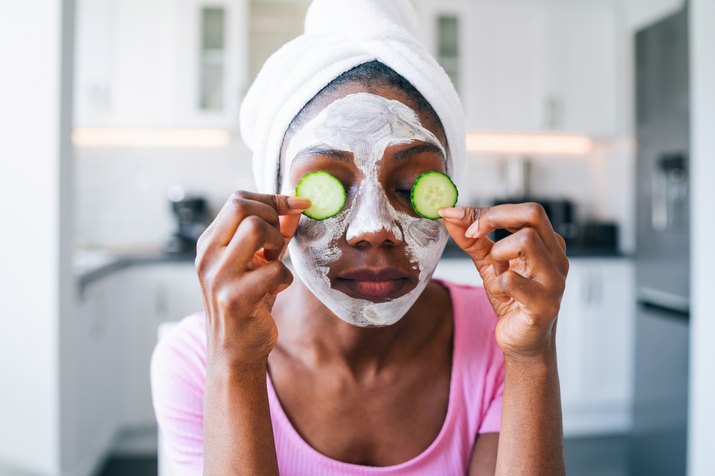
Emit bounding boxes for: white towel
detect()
[240,0,466,194]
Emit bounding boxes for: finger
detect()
[273,213,302,261]
[464,203,563,256]
[227,216,287,270]
[498,271,561,322]
[237,190,311,216]
[554,231,567,252]
[489,228,563,283]
[238,260,294,304]
[200,191,311,249]
[441,207,495,262]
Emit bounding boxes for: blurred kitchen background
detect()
[1,0,714,475]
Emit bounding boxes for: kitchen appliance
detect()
[491,197,577,245]
[164,187,210,255]
[631,6,690,476]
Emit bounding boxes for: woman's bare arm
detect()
[497,348,564,475]
[203,364,278,476]
[195,191,310,475]
[441,203,568,476]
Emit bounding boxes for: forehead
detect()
[280,82,448,162]
[286,93,444,164]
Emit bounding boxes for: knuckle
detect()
[499,270,515,288]
[194,254,207,274]
[519,227,538,247]
[216,288,241,313]
[464,207,480,224]
[525,202,546,221]
[270,194,284,211]
[267,260,292,281]
[243,215,265,235]
[230,190,249,203]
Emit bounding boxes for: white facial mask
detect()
[281,92,449,327]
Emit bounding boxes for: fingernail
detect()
[438,207,465,219]
[288,197,311,209]
[465,220,480,239]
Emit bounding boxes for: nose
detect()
[345,182,403,248]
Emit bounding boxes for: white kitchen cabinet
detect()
[557,258,635,436]
[74,0,248,129]
[415,0,619,136]
[65,270,130,476]
[122,262,204,428]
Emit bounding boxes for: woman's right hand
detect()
[195,190,311,370]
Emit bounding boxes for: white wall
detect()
[0,0,74,475]
[688,0,715,474]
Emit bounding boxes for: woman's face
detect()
[280,83,449,327]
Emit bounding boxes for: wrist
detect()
[207,355,268,379]
[503,345,558,375]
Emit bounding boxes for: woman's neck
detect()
[272,278,446,381]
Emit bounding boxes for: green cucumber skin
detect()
[295,171,347,221]
[410,171,459,220]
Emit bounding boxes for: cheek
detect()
[295,216,327,242]
[293,212,349,266]
[406,219,443,248]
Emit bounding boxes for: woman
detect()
[151,1,568,475]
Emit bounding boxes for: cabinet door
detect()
[543,5,618,135]
[466,2,547,132]
[417,0,618,136]
[122,263,204,428]
[556,261,585,405]
[578,260,634,405]
[173,0,248,128]
[559,258,635,436]
[67,272,128,472]
[75,0,248,128]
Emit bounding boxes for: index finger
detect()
[471,203,562,255]
[199,191,311,251]
[235,190,311,215]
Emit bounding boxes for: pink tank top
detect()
[151,279,504,475]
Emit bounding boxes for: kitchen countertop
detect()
[75,242,627,291]
[74,247,195,291]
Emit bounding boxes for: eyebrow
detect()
[291,145,353,165]
[391,142,445,161]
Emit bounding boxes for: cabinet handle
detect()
[544,95,563,129]
[155,283,168,320]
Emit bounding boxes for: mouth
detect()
[333,268,411,300]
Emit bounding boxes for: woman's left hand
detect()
[439,203,569,361]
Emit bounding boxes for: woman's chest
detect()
[268,358,452,467]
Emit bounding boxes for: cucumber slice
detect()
[410,171,459,219]
[295,171,347,220]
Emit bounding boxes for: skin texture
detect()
[198,81,568,476]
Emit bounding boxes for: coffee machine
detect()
[164,186,209,254]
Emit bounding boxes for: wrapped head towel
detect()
[239,0,466,194]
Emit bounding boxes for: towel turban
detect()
[239,0,466,194]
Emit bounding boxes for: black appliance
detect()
[164,194,209,255]
[491,197,577,245]
[631,6,690,476]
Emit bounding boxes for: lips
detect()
[334,268,411,300]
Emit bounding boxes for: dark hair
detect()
[277,60,445,193]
